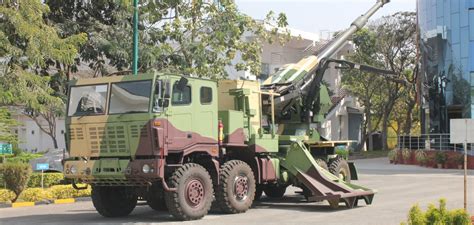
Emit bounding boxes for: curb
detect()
[0,197,91,208]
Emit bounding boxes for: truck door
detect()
[166,80,194,150]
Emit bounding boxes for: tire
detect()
[165,163,214,221]
[91,186,137,217]
[215,160,256,214]
[263,184,286,198]
[314,158,328,170]
[329,157,351,182]
[147,185,168,211]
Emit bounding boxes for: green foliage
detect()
[0,162,32,202]
[401,149,411,161]
[49,184,91,199]
[388,149,400,161]
[434,152,447,165]
[6,152,42,164]
[45,0,289,79]
[27,173,64,188]
[0,107,18,145]
[402,199,471,225]
[19,188,53,202]
[415,150,427,164]
[335,147,349,160]
[452,154,464,165]
[0,189,15,202]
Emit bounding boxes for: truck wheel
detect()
[315,158,328,170]
[147,186,168,211]
[215,160,256,213]
[329,158,351,182]
[165,163,214,221]
[91,186,137,217]
[264,184,286,198]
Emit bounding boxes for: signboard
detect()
[36,163,49,171]
[0,144,12,155]
[450,119,474,143]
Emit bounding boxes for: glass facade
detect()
[418,0,474,133]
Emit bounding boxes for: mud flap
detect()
[348,162,358,180]
[281,141,375,208]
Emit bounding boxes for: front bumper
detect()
[63,158,163,186]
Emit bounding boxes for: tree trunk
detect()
[52,136,58,149]
[403,101,415,135]
[381,111,390,151]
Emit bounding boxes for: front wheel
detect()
[264,184,286,198]
[91,186,137,217]
[147,185,168,211]
[165,163,214,221]
[215,160,256,213]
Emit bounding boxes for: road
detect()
[0,158,472,225]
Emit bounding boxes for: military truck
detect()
[63,0,390,221]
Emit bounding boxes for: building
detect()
[418,0,474,134]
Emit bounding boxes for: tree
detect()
[0,107,18,145]
[45,0,289,79]
[342,12,417,151]
[0,0,87,148]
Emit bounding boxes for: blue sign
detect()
[36,163,49,171]
[0,144,12,155]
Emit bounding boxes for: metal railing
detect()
[397,133,474,152]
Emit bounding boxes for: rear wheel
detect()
[263,184,286,198]
[329,158,351,182]
[315,158,328,170]
[165,163,214,221]
[91,186,137,217]
[215,160,256,213]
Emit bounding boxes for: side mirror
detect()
[155,80,162,95]
[159,99,170,108]
[176,76,188,91]
[164,80,171,99]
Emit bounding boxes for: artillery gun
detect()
[63,0,390,221]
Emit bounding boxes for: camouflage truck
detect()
[63,0,389,221]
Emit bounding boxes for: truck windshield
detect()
[109,80,152,114]
[68,84,108,116]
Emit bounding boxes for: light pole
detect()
[132,0,139,75]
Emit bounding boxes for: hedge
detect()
[19,188,53,202]
[401,199,471,225]
[49,185,91,199]
[0,189,15,202]
[27,173,64,188]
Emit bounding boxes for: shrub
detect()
[402,199,471,225]
[1,162,32,202]
[28,173,64,188]
[6,152,43,164]
[388,149,400,162]
[435,151,447,165]
[19,188,53,202]
[452,154,465,165]
[0,189,15,202]
[335,146,349,160]
[49,184,91,199]
[415,150,427,165]
[401,149,411,162]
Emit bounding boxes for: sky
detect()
[235,0,416,39]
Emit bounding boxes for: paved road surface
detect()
[0,158,472,225]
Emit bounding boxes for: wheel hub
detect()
[233,175,249,201]
[185,179,205,207]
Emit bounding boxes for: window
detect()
[68,84,108,116]
[172,83,191,105]
[200,87,212,104]
[109,80,152,114]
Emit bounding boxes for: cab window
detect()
[172,83,191,105]
[200,87,212,104]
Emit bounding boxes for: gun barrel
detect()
[316,0,389,60]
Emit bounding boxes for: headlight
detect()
[142,164,151,174]
[70,166,77,174]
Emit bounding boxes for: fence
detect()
[397,133,473,152]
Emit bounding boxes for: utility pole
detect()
[132,0,139,75]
